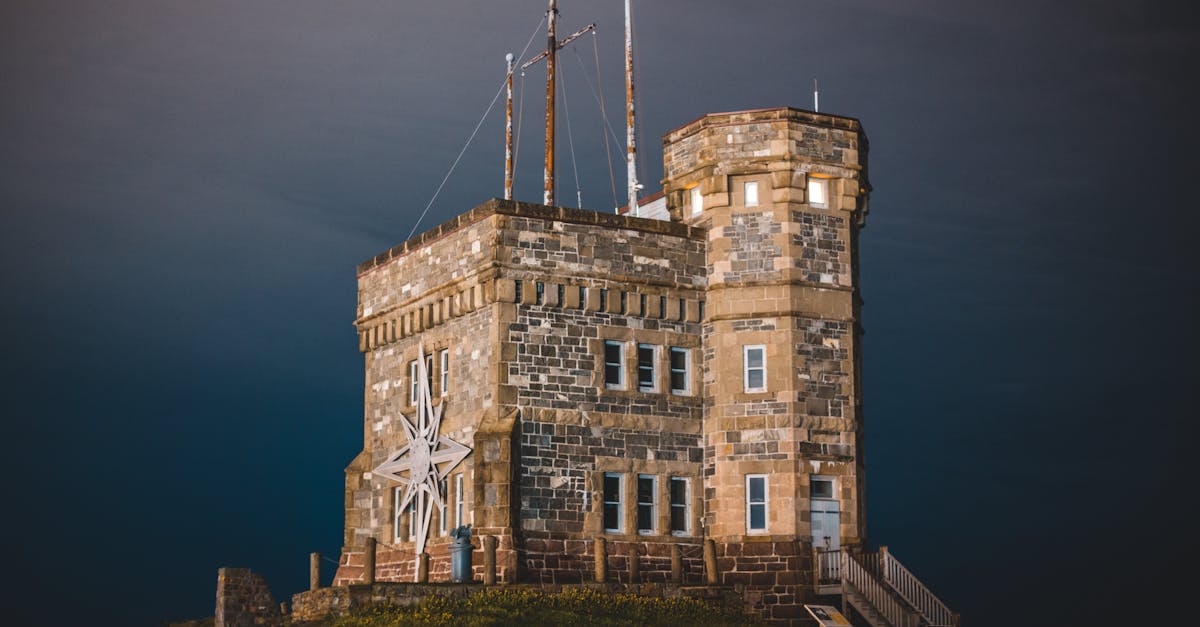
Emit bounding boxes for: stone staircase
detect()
[815,546,959,627]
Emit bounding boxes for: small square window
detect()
[690,187,703,216]
[603,472,623,533]
[808,177,828,208]
[811,479,834,500]
[744,345,766,392]
[744,181,759,206]
[604,340,625,389]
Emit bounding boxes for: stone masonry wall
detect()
[215,568,280,627]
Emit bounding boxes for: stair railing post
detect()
[879,545,890,587]
[840,549,848,617]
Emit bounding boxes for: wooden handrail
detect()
[879,546,959,627]
[842,550,918,627]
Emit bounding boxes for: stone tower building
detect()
[332,107,875,622]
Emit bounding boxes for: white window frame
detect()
[454,474,465,529]
[744,181,759,207]
[604,340,626,390]
[669,346,690,395]
[439,349,449,397]
[743,345,767,393]
[603,472,624,533]
[690,186,703,216]
[636,474,657,535]
[669,476,690,536]
[636,343,658,393]
[746,474,769,534]
[409,360,419,405]
[807,177,829,208]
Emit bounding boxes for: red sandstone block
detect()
[750,572,775,586]
[773,541,799,556]
[741,542,774,556]
[722,544,741,557]
[724,572,753,585]
[645,543,671,558]
[565,540,587,554]
[776,571,802,586]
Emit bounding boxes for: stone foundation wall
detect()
[215,568,280,627]
[521,537,708,585]
[332,535,520,586]
[715,540,816,623]
[291,582,744,624]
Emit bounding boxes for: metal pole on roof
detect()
[505,53,515,200]
[625,0,638,216]
[543,0,558,206]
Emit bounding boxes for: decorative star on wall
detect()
[372,343,470,557]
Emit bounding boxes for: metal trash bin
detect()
[449,524,473,583]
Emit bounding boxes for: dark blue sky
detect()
[2,1,1196,625]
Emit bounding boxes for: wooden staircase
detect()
[815,546,959,627]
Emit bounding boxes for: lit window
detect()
[669,347,690,394]
[604,340,625,389]
[454,474,465,528]
[744,181,759,206]
[746,474,768,533]
[603,472,624,533]
[690,186,702,216]
[744,345,766,392]
[439,349,449,397]
[808,177,828,208]
[637,343,657,392]
[669,477,689,535]
[409,360,419,405]
[637,474,656,534]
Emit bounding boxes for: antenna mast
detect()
[813,79,819,112]
[505,53,515,200]
[625,0,638,216]
[521,1,594,207]
[543,0,558,206]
